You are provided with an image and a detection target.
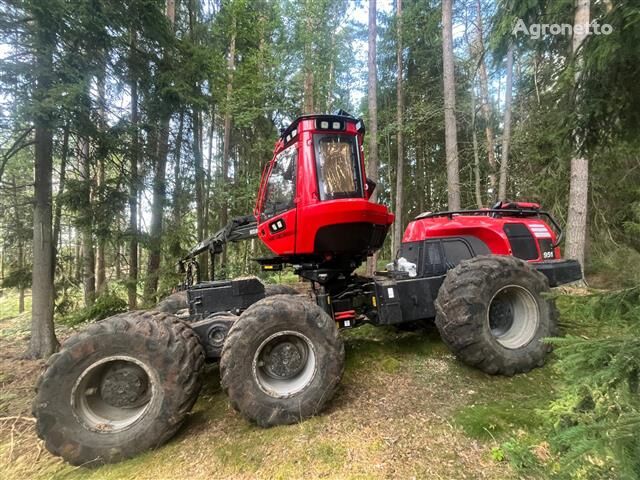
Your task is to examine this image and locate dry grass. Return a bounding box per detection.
[0,307,519,479]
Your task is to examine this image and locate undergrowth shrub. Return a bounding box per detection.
[516,288,640,479]
[587,244,640,289]
[59,289,127,327]
[545,287,640,479]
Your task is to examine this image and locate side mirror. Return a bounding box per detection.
[365,178,377,200]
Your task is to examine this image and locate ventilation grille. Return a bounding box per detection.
[504,223,538,260]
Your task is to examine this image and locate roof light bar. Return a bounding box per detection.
[315,118,345,131]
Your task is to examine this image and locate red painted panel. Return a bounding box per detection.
[295,199,393,255]
[403,214,561,263]
[257,208,297,256]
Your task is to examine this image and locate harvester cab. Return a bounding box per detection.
[255,112,393,271]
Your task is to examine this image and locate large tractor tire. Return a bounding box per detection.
[33,311,205,465]
[435,255,558,376]
[264,283,299,296]
[155,290,188,314]
[220,294,344,427]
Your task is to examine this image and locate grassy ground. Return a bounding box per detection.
[0,287,572,480]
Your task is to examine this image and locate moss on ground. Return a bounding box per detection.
[452,368,557,440]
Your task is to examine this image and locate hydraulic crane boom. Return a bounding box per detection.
[179,214,258,283]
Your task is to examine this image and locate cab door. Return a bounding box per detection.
[256,143,298,256]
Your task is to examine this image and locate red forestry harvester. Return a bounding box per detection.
[33,111,582,465]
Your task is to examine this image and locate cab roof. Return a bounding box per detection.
[279,110,365,141]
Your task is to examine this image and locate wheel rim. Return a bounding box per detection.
[252,331,317,398]
[71,356,158,432]
[488,285,540,349]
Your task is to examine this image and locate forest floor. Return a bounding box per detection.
[0,289,568,480]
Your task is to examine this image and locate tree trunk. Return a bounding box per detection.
[79,137,95,307]
[204,110,214,246]
[418,143,425,214]
[196,114,209,281]
[166,0,176,20]
[475,0,497,199]
[115,238,122,280]
[96,69,107,294]
[498,44,514,201]
[188,0,205,282]
[53,125,69,262]
[1,238,5,285]
[170,110,185,257]
[220,19,236,274]
[193,109,205,281]
[565,0,590,267]
[470,86,483,208]
[465,22,483,208]
[442,0,460,210]
[303,69,314,114]
[11,176,26,314]
[203,114,214,275]
[95,106,106,294]
[143,120,169,303]
[392,0,404,258]
[29,18,58,358]
[75,233,82,283]
[18,220,24,314]
[144,0,177,303]
[366,0,379,276]
[327,58,334,111]
[127,30,139,310]
[137,190,143,262]
[19,285,25,314]
[303,12,314,115]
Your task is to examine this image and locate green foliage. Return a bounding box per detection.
[623,189,640,252]
[59,290,127,327]
[587,244,640,289]
[500,439,544,472]
[490,446,505,462]
[578,3,640,149]
[1,267,31,289]
[496,290,640,479]
[455,400,545,440]
[543,288,640,479]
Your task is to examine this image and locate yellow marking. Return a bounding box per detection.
[372,296,377,307]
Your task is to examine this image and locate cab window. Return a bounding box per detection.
[442,239,473,267]
[262,144,297,220]
[314,134,363,200]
